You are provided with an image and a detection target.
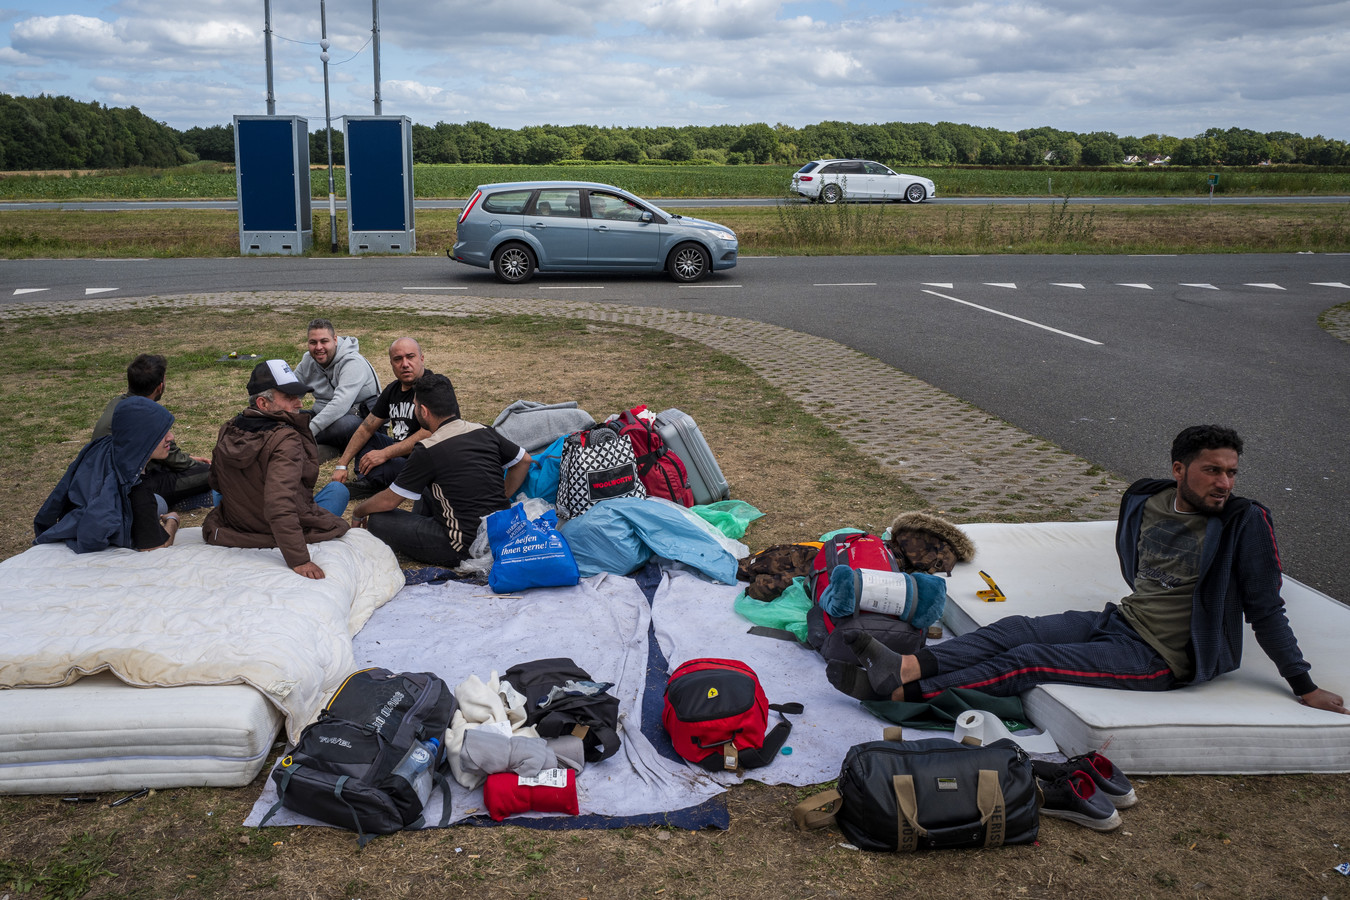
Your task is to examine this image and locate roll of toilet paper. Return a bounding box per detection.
[953,710,1059,755]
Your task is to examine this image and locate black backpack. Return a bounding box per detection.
[504,658,622,763]
[261,668,458,846]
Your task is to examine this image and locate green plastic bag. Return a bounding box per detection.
[692,500,764,540]
[733,575,812,643]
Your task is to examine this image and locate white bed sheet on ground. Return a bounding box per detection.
[651,570,908,786]
[246,573,725,828]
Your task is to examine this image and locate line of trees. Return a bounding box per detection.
[4,93,1350,171]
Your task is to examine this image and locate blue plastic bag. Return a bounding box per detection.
[520,433,568,503]
[486,502,580,594]
[558,497,740,584]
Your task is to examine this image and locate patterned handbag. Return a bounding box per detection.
[555,421,648,521]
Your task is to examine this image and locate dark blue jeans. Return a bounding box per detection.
[350,432,409,491]
[368,501,463,567]
[314,413,366,452]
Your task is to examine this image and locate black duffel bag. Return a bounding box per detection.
[794,731,1039,851]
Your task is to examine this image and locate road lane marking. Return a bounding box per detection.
[813,282,876,287]
[1051,283,1085,289]
[922,289,1103,346]
[1244,283,1286,290]
[922,282,954,289]
[85,288,117,295]
[1117,283,1153,289]
[1181,284,1219,290]
[401,286,467,291]
[984,282,1017,289]
[537,286,604,290]
[13,288,48,295]
[1312,282,1350,289]
[677,284,742,288]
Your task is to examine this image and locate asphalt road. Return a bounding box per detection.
[4,253,1348,595]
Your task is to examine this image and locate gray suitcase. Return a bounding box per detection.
[654,408,730,505]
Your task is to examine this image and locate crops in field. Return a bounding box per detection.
[2,163,1348,202]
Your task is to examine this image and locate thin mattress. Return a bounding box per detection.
[0,672,282,793]
[943,521,1350,774]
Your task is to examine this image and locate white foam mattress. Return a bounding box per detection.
[942,521,1350,774]
[0,673,282,793]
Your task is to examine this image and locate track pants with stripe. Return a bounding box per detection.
[909,603,1177,700]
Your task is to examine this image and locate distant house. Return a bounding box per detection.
[1146,155,1171,166]
[1123,155,1142,164]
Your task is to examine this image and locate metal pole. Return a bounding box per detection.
[320,0,338,252]
[264,0,276,114]
[371,0,382,115]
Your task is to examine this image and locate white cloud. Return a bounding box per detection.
[0,0,1347,136]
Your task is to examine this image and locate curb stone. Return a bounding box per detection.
[2,290,1127,522]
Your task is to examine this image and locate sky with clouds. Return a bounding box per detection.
[2,0,1348,139]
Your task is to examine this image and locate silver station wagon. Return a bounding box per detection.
[450,181,738,284]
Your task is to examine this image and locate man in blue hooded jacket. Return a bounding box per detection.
[828,425,1347,715]
[35,395,181,553]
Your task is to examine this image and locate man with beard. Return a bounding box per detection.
[329,337,432,490]
[293,318,381,452]
[202,360,350,579]
[827,425,1347,715]
[351,372,531,567]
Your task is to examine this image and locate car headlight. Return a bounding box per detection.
[708,230,736,241]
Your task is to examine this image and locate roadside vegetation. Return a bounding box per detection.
[3,200,1349,258]
[3,161,1350,201]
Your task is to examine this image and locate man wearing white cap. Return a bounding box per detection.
[202,359,350,579]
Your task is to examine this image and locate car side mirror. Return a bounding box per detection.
[640,211,653,223]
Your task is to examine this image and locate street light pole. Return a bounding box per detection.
[264,0,276,115]
[371,0,382,115]
[319,0,337,252]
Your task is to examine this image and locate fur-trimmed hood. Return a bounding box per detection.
[888,512,976,560]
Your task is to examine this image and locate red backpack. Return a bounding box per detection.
[662,658,801,772]
[615,407,695,507]
[807,532,927,663]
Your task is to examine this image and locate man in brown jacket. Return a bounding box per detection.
[202,359,350,579]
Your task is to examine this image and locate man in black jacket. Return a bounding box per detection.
[829,425,1347,714]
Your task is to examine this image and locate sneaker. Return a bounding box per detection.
[1033,751,1137,809]
[1037,769,1122,832]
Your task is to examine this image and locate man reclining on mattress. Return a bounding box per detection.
[827,425,1348,715]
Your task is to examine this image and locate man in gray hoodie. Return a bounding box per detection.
[293,318,381,452]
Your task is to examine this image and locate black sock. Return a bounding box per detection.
[843,631,907,698]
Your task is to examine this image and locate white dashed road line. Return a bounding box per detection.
[401,286,466,291]
[813,283,877,287]
[922,289,1104,346]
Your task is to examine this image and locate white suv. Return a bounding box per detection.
[792,159,936,204]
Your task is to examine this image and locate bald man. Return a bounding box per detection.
[330,337,434,490]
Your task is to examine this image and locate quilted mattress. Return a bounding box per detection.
[942,521,1350,774]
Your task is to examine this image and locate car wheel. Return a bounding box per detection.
[493,243,535,284]
[820,183,843,204]
[667,242,710,283]
[905,183,927,203]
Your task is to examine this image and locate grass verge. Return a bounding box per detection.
[1,201,1349,258]
[2,302,1349,900]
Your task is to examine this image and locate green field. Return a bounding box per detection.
[2,162,1349,201]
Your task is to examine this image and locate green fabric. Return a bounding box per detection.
[819,527,866,542]
[862,688,1032,733]
[691,500,764,539]
[733,576,812,643]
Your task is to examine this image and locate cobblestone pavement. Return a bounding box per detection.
[4,290,1127,521]
[1320,302,1350,343]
